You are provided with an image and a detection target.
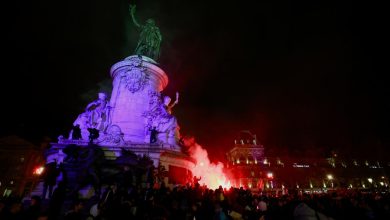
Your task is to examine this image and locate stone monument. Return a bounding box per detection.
[44,4,195,193]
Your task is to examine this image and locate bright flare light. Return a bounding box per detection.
[34,166,44,175]
[189,143,231,189]
[327,174,333,180]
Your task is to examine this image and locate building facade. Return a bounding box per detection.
[0,136,45,197]
[226,131,390,194]
[225,131,267,191]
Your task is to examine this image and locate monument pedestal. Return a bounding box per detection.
[109,55,169,143]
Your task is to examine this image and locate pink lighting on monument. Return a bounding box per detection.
[188,143,230,189]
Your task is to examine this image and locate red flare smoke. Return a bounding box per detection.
[187,142,230,189]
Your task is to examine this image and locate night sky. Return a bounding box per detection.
[2,0,388,161]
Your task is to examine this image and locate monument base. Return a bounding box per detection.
[46,140,195,190]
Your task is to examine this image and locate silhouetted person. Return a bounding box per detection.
[71,124,82,140]
[64,199,85,220]
[3,199,23,220]
[48,181,67,219]
[23,195,41,220]
[150,126,158,144]
[193,176,201,185]
[64,144,80,162]
[42,162,58,199]
[88,128,99,144]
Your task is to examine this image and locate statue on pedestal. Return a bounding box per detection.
[69,92,111,140]
[129,4,162,61]
[164,92,179,114]
[144,91,180,146]
[85,92,111,131]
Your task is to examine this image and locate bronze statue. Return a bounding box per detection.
[129,4,162,61]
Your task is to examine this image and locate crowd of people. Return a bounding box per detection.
[1,180,390,220]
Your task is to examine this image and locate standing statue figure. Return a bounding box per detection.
[129,4,162,61]
[70,92,111,140]
[163,92,179,115]
[152,92,180,145]
[85,92,111,132]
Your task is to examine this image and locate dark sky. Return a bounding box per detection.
[2,0,389,160]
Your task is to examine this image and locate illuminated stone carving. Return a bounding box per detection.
[122,56,148,93]
[70,92,111,140]
[97,125,125,146]
[143,91,180,147]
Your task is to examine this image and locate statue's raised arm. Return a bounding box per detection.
[173,92,179,105]
[129,4,162,61]
[129,5,141,28]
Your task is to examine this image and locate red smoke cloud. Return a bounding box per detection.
[183,136,230,189]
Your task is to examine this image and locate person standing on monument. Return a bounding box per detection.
[71,124,82,140]
[150,126,158,144]
[88,128,100,144]
[129,4,162,61]
[41,161,59,199]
